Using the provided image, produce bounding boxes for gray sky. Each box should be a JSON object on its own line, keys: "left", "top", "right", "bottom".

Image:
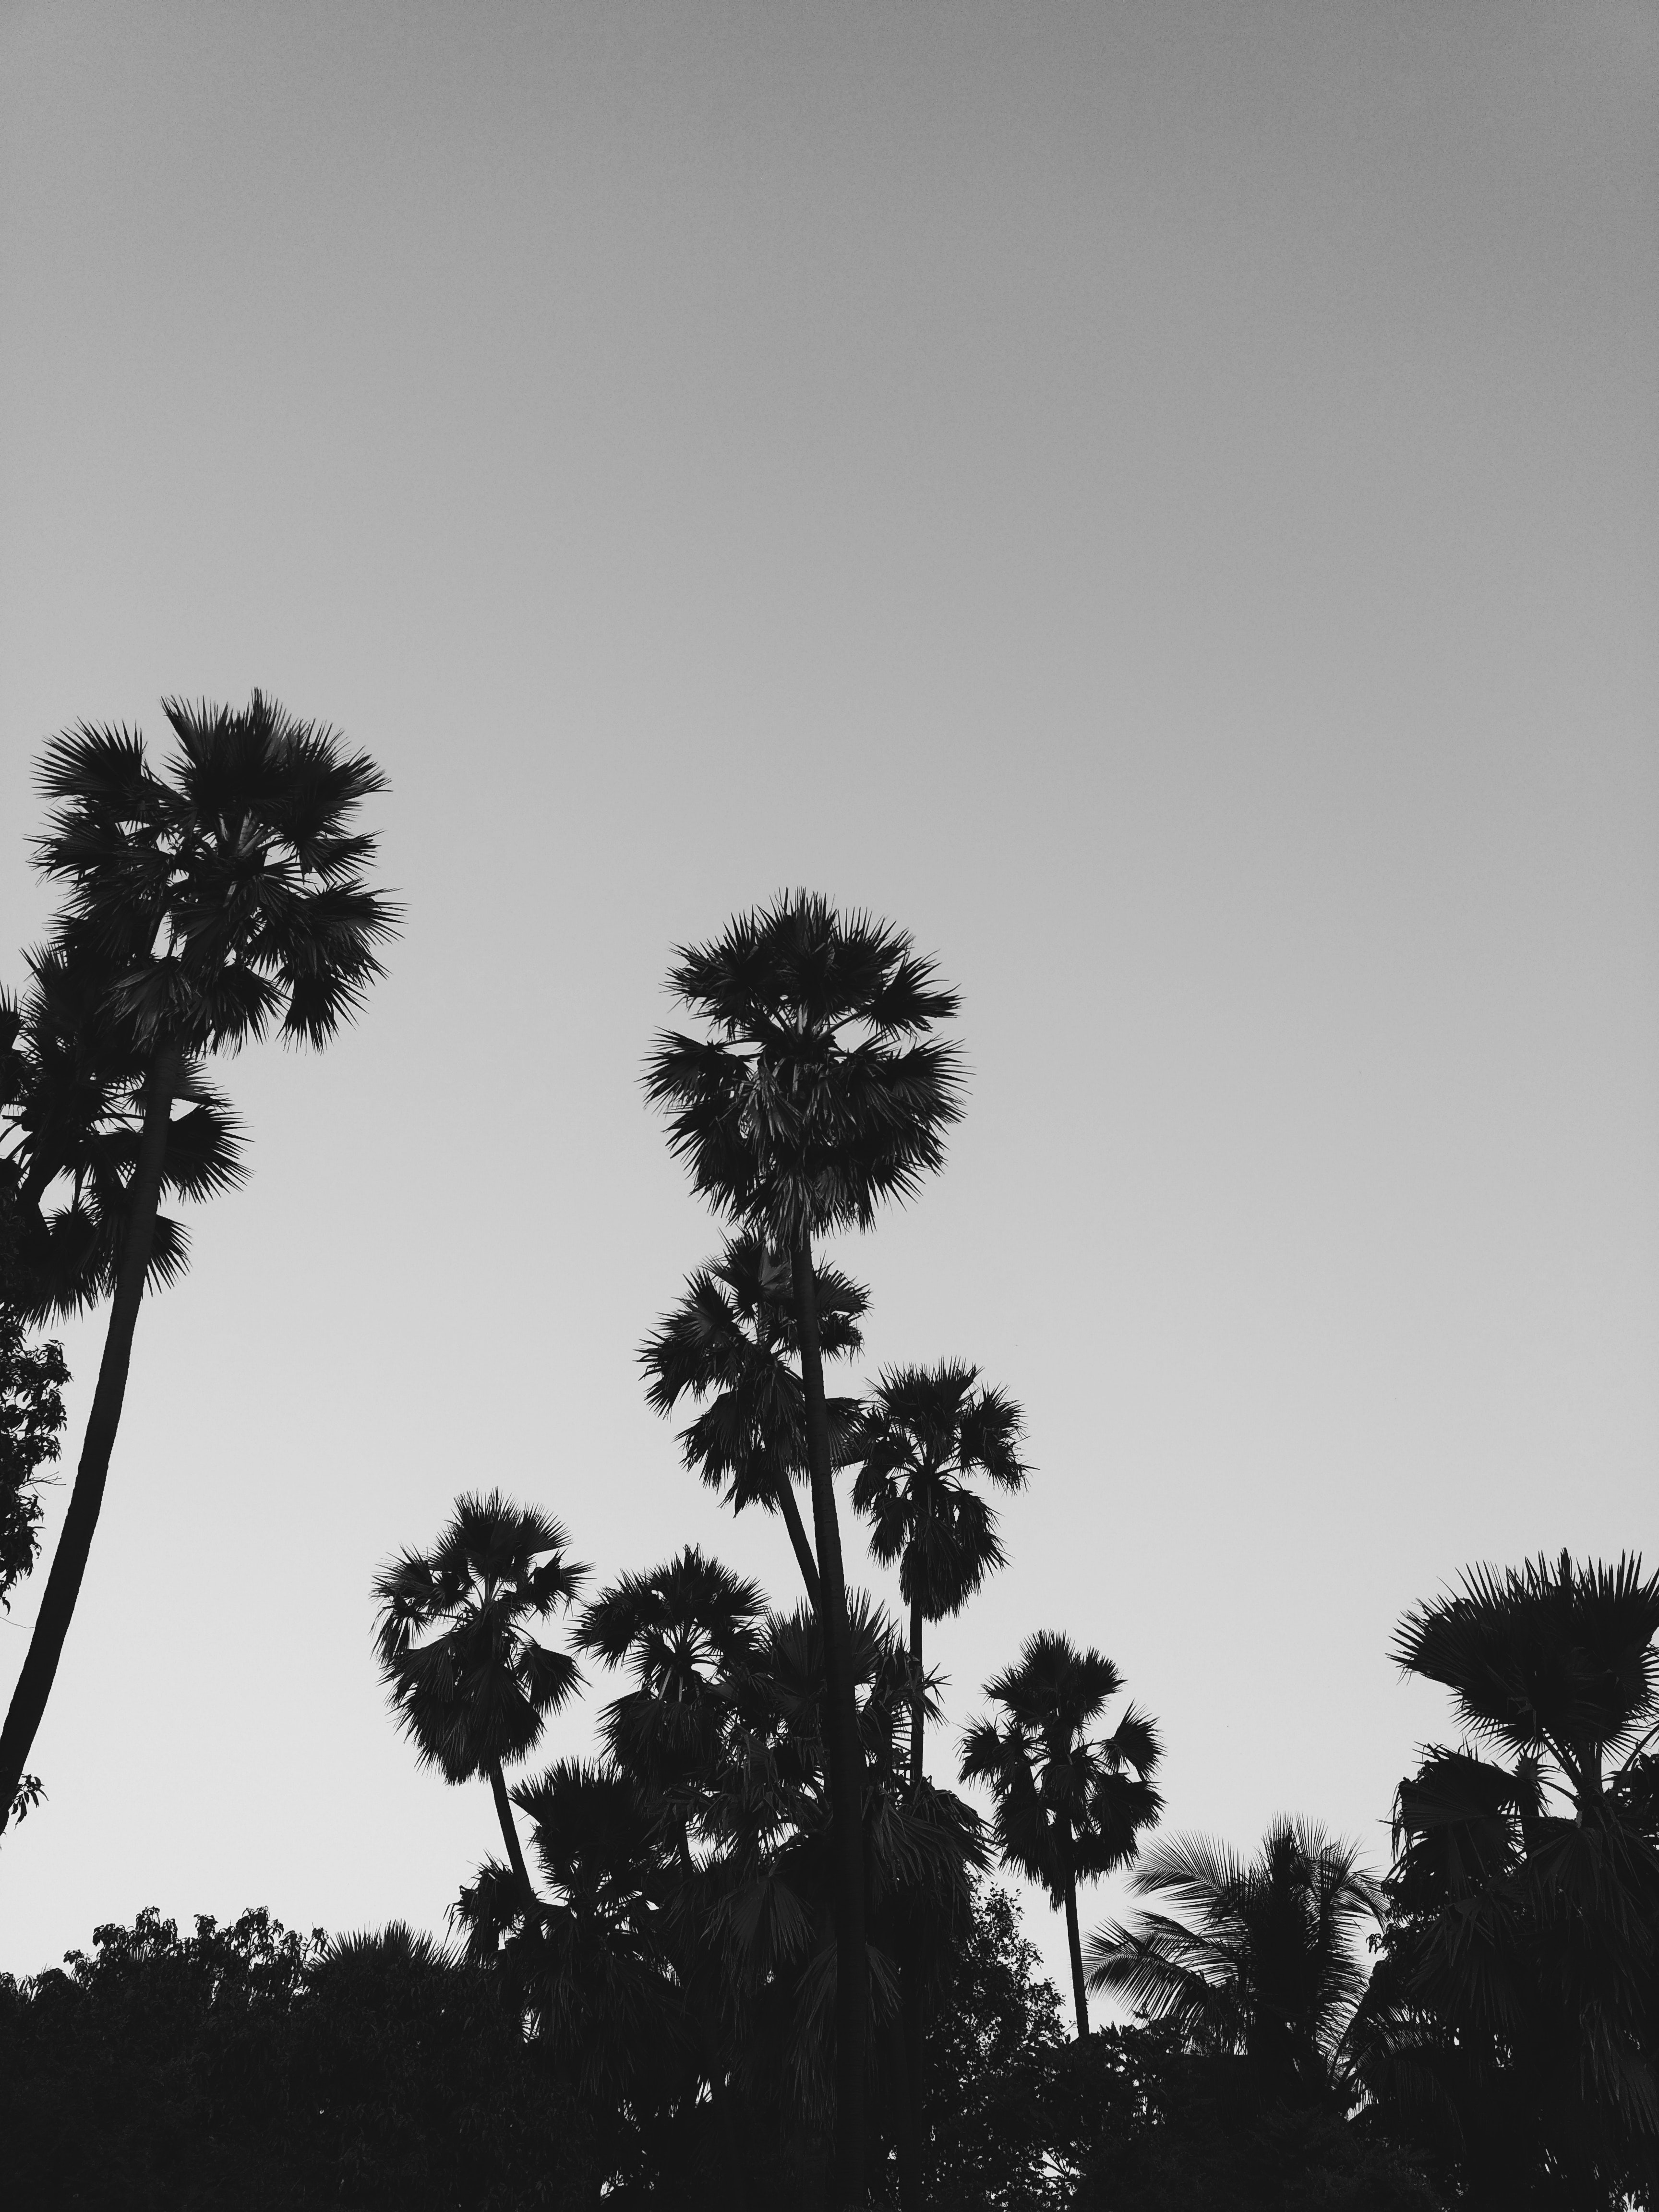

{"left": 1, "top": 1, "right": 1655, "bottom": 1999}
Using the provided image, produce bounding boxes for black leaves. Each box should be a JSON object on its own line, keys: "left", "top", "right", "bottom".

{"left": 645, "top": 892, "right": 964, "bottom": 1245}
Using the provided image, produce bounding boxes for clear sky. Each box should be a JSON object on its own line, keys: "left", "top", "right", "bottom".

{"left": 1, "top": 1, "right": 1654, "bottom": 2000}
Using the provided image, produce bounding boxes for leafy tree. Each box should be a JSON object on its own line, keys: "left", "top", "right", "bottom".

{"left": 1086, "top": 1819, "right": 1382, "bottom": 2104}
{"left": 0, "top": 1186, "right": 69, "bottom": 1612}
{"left": 962, "top": 1632, "right": 1163, "bottom": 2040}
{"left": 373, "top": 1491, "right": 587, "bottom": 1914}
{"left": 641, "top": 1232, "right": 869, "bottom": 1606}
{"left": 645, "top": 890, "right": 964, "bottom": 2206}
{"left": 0, "top": 1905, "right": 596, "bottom": 2209}
{"left": 0, "top": 694, "right": 396, "bottom": 1832}
{"left": 1358, "top": 1551, "right": 1659, "bottom": 2209}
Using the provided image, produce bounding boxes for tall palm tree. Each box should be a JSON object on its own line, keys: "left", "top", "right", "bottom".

{"left": 1087, "top": 1818, "right": 1382, "bottom": 2100}
{"left": 1365, "top": 1551, "right": 1659, "bottom": 2203}
{"left": 645, "top": 891, "right": 964, "bottom": 2207}
{"left": 0, "top": 695, "right": 396, "bottom": 1831}
{"left": 641, "top": 1231, "right": 869, "bottom": 1607}
{"left": 961, "top": 1631, "right": 1163, "bottom": 2040}
{"left": 848, "top": 1362, "right": 1028, "bottom": 1795}
{"left": 373, "top": 1491, "right": 587, "bottom": 1915}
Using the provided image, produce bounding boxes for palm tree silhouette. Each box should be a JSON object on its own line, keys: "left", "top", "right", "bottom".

{"left": 373, "top": 1491, "right": 587, "bottom": 1915}
{"left": 1087, "top": 1818, "right": 1382, "bottom": 2099}
{"left": 578, "top": 1544, "right": 766, "bottom": 1840}
{"left": 0, "top": 695, "right": 396, "bottom": 1831}
{"left": 1366, "top": 1551, "right": 1659, "bottom": 2195}
{"left": 641, "top": 1231, "right": 869, "bottom": 1607}
{"left": 849, "top": 1361, "right": 1028, "bottom": 1795}
{"left": 961, "top": 1630, "right": 1162, "bottom": 2039}
{"left": 645, "top": 891, "right": 963, "bottom": 2205}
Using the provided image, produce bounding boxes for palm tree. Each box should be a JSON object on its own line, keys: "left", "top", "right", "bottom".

{"left": 1366, "top": 1551, "right": 1659, "bottom": 2203}
{"left": 578, "top": 1544, "right": 766, "bottom": 1841}
{"left": 645, "top": 891, "right": 964, "bottom": 2207}
{"left": 1087, "top": 1818, "right": 1382, "bottom": 2100}
{"left": 961, "top": 1631, "right": 1163, "bottom": 2039}
{"left": 373, "top": 1491, "right": 587, "bottom": 1915}
{"left": 848, "top": 1362, "right": 1028, "bottom": 1795}
{"left": 641, "top": 1231, "right": 869, "bottom": 1607}
{"left": 0, "top": 694, "right": 396, "bottom": 1833}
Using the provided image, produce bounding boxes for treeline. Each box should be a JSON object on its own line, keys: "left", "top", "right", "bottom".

{"left": 1, "top": 704, "right": 1656, "bottom": 2208}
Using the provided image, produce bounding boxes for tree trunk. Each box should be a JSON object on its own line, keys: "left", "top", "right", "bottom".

{"left": 773, "top": 1463, "right": 821, "bottom": 1609}
{"left": 1062, "top": 1847, "right": 1090, "bottom": 2039}
{"left": 489, "top": 1758, "right": 540, "bottom": 1918}
{"left": 792, "top": 1234, "right": 868, "bottom": 2209}
{"left": 887, "top": 2002, "right": 924, "bottom": 2211}
{"left": 0, "top": 1045, "right": 180, "bottom": 1835}
{"left": 908, "top": 1589, "right": 925, "bottom": 1796}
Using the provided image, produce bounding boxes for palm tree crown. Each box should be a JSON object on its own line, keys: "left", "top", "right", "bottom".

{"left": 1087, "top": 1818, "right": 1382, "bottom": 2098}
{"left": 851, "top": 1360, "right": 1027, "bottom": 1623}
{"left": 35, "top": 692, "right": 398, "bottom": 1054}
{"left": 850, "top": 1360, "right": 1028, "bottom": 1793}
{"left": 640, "top": 1231, "right": 866, "bottom": 1601}
{"left": 373, "top": 1491, "right": 587, "bottom": 1784}
{"left": 643, "top": 891, "right": 963, "bottom": 1247}
{"left": 961, "top": 1630, "right": 1163, "bottom": 2037}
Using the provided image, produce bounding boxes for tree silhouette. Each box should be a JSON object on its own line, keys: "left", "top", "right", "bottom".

{"left": 640, "top": 1232, "right": 868, "bottom": 1609}
{"left": 645, "top": 891, "right": 963, "bottom": 2206}
{"left": 1362, "top": 1551, "right": 1659, "bottom": 2204}
{"left": 1087, "top": 1818, "right": 1381, "bottom": 2101}
{"left": 848, "top": 1361, "right": 1028, "bottom": 1795}
{"left": 373, "top": 1491, "right": 587, "bottom": 1915}
{"left": 961, "top": 1631, "right": 1163, "bottom": 2039}
{"left": 0, "top": 695, "right": 396, "bottom": 1831}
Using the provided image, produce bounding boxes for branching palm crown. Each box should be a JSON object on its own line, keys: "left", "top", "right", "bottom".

{"left": 640, "top": 1231, "right": 866, "bottom": 1518}
{"left": 1371, "top": 1551, "right": 1659, "bottom": 2178}
{"left": 851, "top": 1361, "right": 1028, "bottom": 1624}
{"left": 643, "top": 892, "right": 964, "bottom": 1247}
{"left": 1086, "top": 1817, "right": 1382, "bottom": 2098}
{"left": 373, "top": 1491, "right": 587, "bottom": 1786}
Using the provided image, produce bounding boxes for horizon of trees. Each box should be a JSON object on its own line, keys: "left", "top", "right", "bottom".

{"left": 2, "top": 766, "right": 1656, "bottom": 2208}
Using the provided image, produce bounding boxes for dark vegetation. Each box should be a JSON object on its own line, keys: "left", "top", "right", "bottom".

{"left": 1, "top": 724, "right": 1655, "bottom": 2206}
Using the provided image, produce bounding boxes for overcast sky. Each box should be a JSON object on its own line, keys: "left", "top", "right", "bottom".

{"left": 1, "top": 2, "right": 1654, "bottom": 1998}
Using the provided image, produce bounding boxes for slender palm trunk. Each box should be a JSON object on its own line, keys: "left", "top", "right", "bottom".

{"left": 792, "top": 1234, "right": 868, "bottom": 2209}
{"left": 908, "top": 1591, "right": 925, "bottom": 1796}
{"left": 489, "top": 1759, "right": 539, "bottom": 1918}
{"left": 0, "top": 1046, "right": 180, "bottom": 1835}
{"left": 1062, "top": 1842, "right": 1090, "bottom": 2039}
{"left": 773, "top": 1465, "right": 820, "bottom": 1609}
{"left": 899, "top": 1583, "right": 928, "bottom": 2208}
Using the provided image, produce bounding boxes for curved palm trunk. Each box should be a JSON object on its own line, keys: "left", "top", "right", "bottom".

{"left": 773, "top": 1464, "right": 820, "bottom": 1609}
{"left": 1061, "top": 1838, "right": 1090, "bottom": 2040}
{"left": 792, "top": 1235, "right": 868, "bottom": 2209}
{"left": 0, "top": 1046, "right": 180, "bottom": 1836}
{"left": 489, "top": 1758, "right": 540, "bottom": 1918}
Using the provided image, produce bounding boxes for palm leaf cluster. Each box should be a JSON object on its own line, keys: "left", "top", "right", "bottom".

{"left": 643, "top": 892, "right": 964, "bottom": 1245}
{"left": 1359, "top": 1552, "right": 1659, "bottom": 2200}
{"left": 1087, "top": 1819, "right": 1382, "bottom": 2096}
